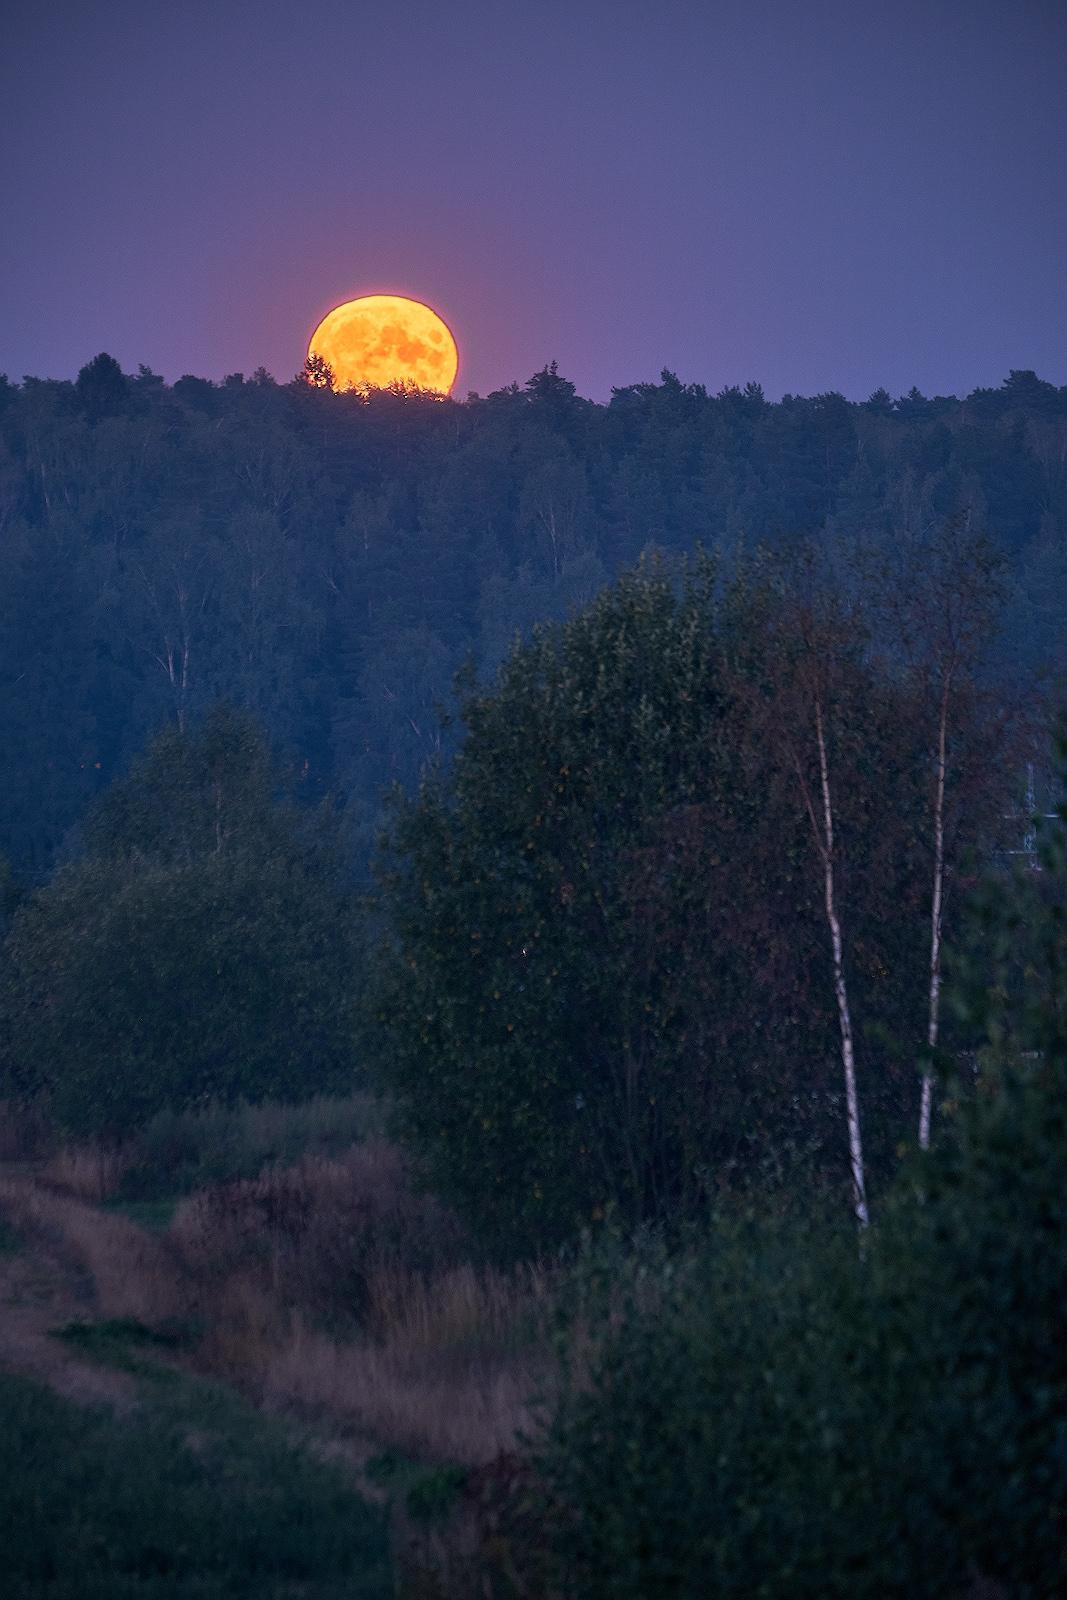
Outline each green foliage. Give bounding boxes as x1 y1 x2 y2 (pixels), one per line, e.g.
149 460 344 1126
0 1370 389 1598
366 1452 470 1524
402 1464 470 1524
535 1215 911 1598
527 747 1067 1598
0 852 21 940
0 709 361 1135
84 703 280 863
52 1317 196 1373
533 1065 1067 1595
75 350 130 421
118 1092 383 1200
951 720 1067 1076
371 559 939 1254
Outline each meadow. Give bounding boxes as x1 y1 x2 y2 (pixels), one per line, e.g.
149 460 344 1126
0 1093 553 1596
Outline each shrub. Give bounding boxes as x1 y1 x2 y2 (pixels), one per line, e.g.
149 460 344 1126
532 1133 1066 1598
527 750 1067 1597
120 1092 384 1198
0 709 362 1136
0 1370 390 1598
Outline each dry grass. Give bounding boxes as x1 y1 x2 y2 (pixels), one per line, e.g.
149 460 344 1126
0 1136 555 1598
170 1141 465 1321
261 1262 551 1465
365 1258 545 1354
2 1091 383 1202
126 1092 384 1194
0 1173 187 1325
0 1134 554 1471
165 1142 552 1464
39 1142 133 1204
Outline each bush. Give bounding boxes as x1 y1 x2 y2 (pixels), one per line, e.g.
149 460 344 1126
533 1212 915 1599
527 757 1067 1597
533 1111 1066 1598
0 709 362 1136
0 1370 390 1598
121 1092 384 1198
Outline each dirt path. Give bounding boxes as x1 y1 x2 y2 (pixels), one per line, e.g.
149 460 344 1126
0 1234 139 1410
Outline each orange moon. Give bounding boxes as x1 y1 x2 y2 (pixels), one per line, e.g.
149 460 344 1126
307 294 458 394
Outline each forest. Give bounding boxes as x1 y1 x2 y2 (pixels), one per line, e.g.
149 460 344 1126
1 355 1065 879
0 356 1065 1597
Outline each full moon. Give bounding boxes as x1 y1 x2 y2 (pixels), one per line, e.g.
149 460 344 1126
307 294 459 394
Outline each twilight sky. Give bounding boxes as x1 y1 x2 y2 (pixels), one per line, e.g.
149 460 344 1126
3 0 1066 402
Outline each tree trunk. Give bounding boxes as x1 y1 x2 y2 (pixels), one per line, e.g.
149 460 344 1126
813 696 870 1227
919 674 951 1149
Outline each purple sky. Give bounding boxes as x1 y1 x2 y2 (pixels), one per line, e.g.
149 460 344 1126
3 0 1066 402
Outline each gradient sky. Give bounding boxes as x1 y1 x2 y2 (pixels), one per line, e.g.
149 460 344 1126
3 0 1066 401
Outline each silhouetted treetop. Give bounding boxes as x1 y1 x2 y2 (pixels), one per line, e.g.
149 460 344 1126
75 351 129 421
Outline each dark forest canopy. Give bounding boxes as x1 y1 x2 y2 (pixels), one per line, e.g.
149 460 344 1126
0 357 1065 877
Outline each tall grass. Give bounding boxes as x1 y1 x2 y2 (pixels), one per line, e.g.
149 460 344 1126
6 1091 384 1203
0 1135 551 1472
125 1093 385 1197
0 1173 187 1325
168 1143 549 1465
262 1262 551 1464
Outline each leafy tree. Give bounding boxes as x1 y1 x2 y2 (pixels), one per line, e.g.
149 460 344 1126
523 360 580 427
370 559 937 1253
0 518 103 872
865 516 1013 1146
735 560 876 1224
0 708 359 1135
0 855 21 940
530 771 1067 1593
951 717 1067 1075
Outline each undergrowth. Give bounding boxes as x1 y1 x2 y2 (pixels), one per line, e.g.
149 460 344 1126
0 1367 391 1599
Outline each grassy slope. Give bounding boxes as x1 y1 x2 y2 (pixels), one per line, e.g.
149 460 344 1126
0 1359 391 1599
0 1098 542 1597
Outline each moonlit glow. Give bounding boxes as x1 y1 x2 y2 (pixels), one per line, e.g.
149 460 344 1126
307 294 459 394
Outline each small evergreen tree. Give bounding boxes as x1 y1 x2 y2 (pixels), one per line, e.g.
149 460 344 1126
74 351 130 421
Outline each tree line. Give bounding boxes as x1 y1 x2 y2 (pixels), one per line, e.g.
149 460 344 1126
1 354 1064 880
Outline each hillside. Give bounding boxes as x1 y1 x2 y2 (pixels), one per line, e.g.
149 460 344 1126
1 360 1065 876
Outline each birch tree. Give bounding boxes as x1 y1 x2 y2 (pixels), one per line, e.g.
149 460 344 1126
869 516 1007 1149
720 548 880 1226
772 586 871 1226
519 454 590 580
124 525 215 732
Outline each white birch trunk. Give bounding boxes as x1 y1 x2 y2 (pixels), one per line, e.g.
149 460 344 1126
813 697 870 1227
918 675 950 1149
